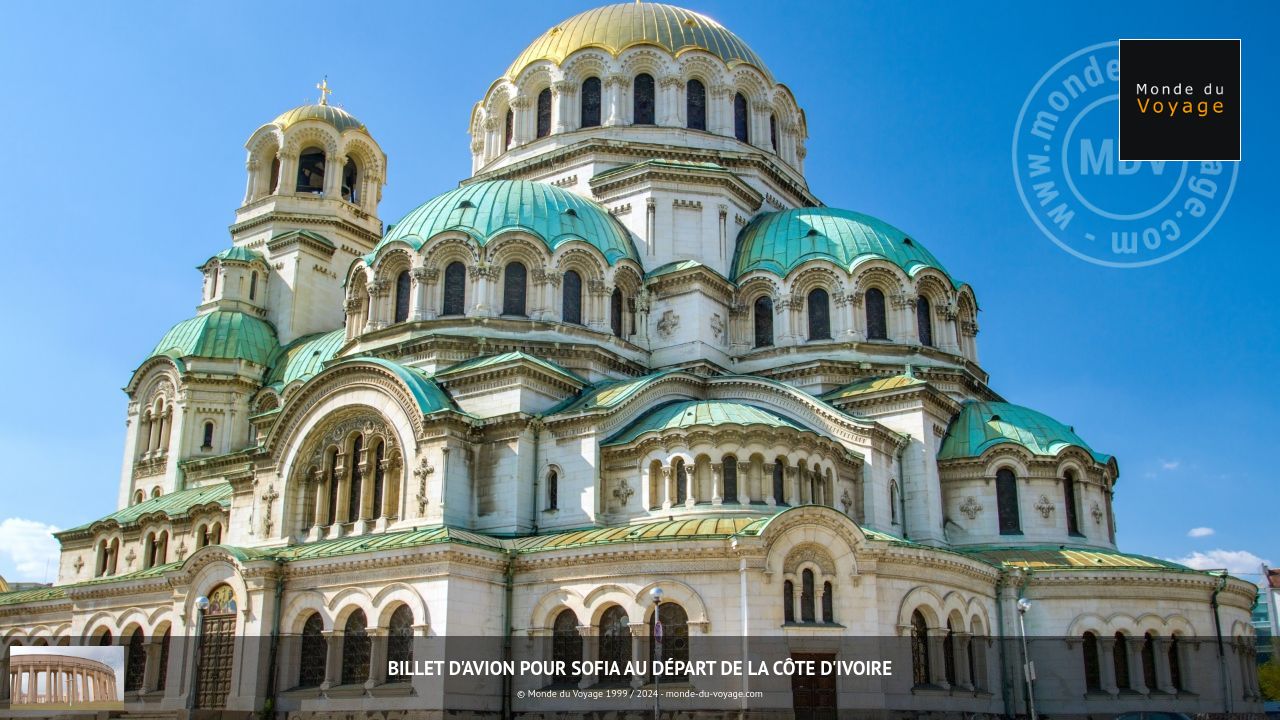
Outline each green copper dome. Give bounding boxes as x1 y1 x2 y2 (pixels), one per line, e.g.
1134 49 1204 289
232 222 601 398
151 310 278 366
604 399 809 445
938 401 1111 464
266 329 346 390
373 180 640 265
732 207 957 284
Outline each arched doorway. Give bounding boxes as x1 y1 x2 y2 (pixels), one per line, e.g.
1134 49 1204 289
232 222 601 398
195 584 237 708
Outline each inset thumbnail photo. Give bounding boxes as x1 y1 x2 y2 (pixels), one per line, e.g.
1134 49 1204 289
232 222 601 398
7 646 123 711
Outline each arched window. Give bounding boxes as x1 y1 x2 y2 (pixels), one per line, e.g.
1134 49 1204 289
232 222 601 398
209 522 222 545
298 613 326 688
1082 632 1101 690
753 295 773 348
773 462 786 505
348 436 364 522
599 606 631 678
442 261 466 316
911 610 930 686
769 113 778 150
210 268 219 298
865 288 888 340
580 77 601 128
562 270 582 325
268 157 280 196
536 88 552 139
157 629 170 691
125 628 146 692
295 147 326 194
342 158 359 204
722 456 738 503
504 109 513 149
633 74 655 125
249 271 258 301
686 79 707 130
733 93 749 142
890 481 899 524
674 459 687 504
387 605 414 682
371 441 385 520
202 421 214 450
341 610 371 685
996 468 1021 534
152 486 161 499
650 602 689 680
547 469 558 511
783 580 795 623
944 620 957 687
1169 636 1184 691
917 296 933 346
394 270 411 323
807 288 831 340
821 582 834 623
108 538 120 574
1141 632 1158 691
1064 470 1081 535
133 490 144 506
503 262 527 316
1113 632 1131 689
610 287 623 337
552 609 581 683
326 448 340 526
98 629 113 646
800 569 816 623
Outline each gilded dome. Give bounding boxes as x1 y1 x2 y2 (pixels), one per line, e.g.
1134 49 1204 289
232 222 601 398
271 103 366 133
507 2 769 79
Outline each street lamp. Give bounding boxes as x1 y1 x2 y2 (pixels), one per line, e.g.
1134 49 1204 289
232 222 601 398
1016 598 1037 720
189 596 210 710
650 587 664 720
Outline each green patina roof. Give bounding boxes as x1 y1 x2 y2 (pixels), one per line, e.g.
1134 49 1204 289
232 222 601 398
604 399 808 446
328 357 457 416
267 329 347 389
823 374 926 402
732 207 957 285
513 516 768 552
273 525 505 561
956 545 1192 572
0 585 66 607
938 401 1111 464
200 246 264 268
151 311 278 366
646 259 726 280
438 352 586 385
372 180 640 265
546 370 681 416
62 483 233 534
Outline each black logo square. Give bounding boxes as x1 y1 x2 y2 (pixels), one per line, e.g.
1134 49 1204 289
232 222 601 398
1119 39 1240 161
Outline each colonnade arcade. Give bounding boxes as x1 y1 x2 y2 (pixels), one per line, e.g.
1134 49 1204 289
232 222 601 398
9 653 117 705
294 412 404 539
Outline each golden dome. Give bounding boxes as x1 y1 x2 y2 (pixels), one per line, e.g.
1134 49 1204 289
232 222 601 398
507 2 769 79
271 103 366 133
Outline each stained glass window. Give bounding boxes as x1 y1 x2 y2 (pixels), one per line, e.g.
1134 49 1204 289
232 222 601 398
917 296 933 346
387 605 414 682
547 470 558 511
783 580 795 623
866 288 888 340
807 288 831 340
503 262 527 316
822 582 834 623
996 468 1020 534
800 569 816 623
580 78 601 128
157 629 170 691
911 610 930 686
633 74 655 124
610 288 623 337
722 456 738 503
536 88 552 138
1169 636 1183 691
1113 633 1130 689
298 613 327 688
650 603 689 680
342 610 371 685
1082 632 1101 691
754 295 773 348
504 109 513 149
326 448 339 526
1064 471 1080 535
944 621 956 686
372 441 385 520
348 435 364 523
394 270 411 323
687 79 706 130
773 462 786 505
552 609 581 683
734 93 749 142
443 262 466 316
675 459 687 504
599 606 630 678
769 113 778 150
125 629 146 691
562 270 582 325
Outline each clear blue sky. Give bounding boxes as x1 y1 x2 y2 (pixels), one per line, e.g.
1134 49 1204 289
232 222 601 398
0 1 1274 583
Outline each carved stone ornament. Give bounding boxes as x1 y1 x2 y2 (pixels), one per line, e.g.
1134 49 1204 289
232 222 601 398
1091 502 1104 525
657 310 680 337
176 542 188 560
260 484 280 537
612 479 634 507
124 549 137 569
1035 495 1055 519
783 543 837 576
960 496 983 520
73 556 84 574
839 489 853 515
415 456 436 516
710 313 724 340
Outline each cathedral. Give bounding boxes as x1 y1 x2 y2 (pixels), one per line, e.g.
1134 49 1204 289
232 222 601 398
0 3 1263 718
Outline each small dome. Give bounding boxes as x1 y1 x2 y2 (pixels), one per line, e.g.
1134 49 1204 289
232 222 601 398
507 2 769 79
733 207 956 284
266 329 346 390
604 399 811 446
938 401 1112 464
374 180 640 265
271 103 366 133
151 310 278 366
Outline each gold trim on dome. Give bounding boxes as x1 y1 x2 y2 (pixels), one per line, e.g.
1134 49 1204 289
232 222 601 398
506 2 769 79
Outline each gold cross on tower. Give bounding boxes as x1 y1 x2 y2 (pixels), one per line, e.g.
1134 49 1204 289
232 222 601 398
316 77 332 106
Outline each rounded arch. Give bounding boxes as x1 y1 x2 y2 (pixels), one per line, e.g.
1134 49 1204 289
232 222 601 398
328 586 377 629
281 589 331 633
584 584 641 624
633 579 709 624
897 586 946 629
529 587 588 630
373 582 430 629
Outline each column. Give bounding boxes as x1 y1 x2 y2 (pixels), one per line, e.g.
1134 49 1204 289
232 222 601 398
510 95 532 145
368 628 389 686
323 153 346 198
577 626 598 689
335 454 351 527
1127 639 1148 694
1098 636 1118 694
551 81 573 133
411 267 435 321
629 623 647 688
764 464 777 507
1152 637 1174 693
788 575 800 622
683 464 696 508
323 631 343 687
660 466 673 510
604 75 626 127
710 84 733 135
954 633 974 690
659 75 681 126
276 151 298 196
927 629 950 689
786 466 800 506
711 463 723 505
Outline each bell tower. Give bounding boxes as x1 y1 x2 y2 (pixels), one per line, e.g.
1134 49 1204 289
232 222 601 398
230 81 389 343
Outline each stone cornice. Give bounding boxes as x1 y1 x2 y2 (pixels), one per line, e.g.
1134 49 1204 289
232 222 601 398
588 161 764 211
646 264 735 304
229 208 380 249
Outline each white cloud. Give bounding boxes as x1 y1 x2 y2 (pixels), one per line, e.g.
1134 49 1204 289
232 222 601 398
0 518 60 583
1161 459 1181 471
1187 527 1215 538
1172 549 1271 576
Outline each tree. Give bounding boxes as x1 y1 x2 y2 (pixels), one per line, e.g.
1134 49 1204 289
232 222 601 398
1259 659 1280 701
